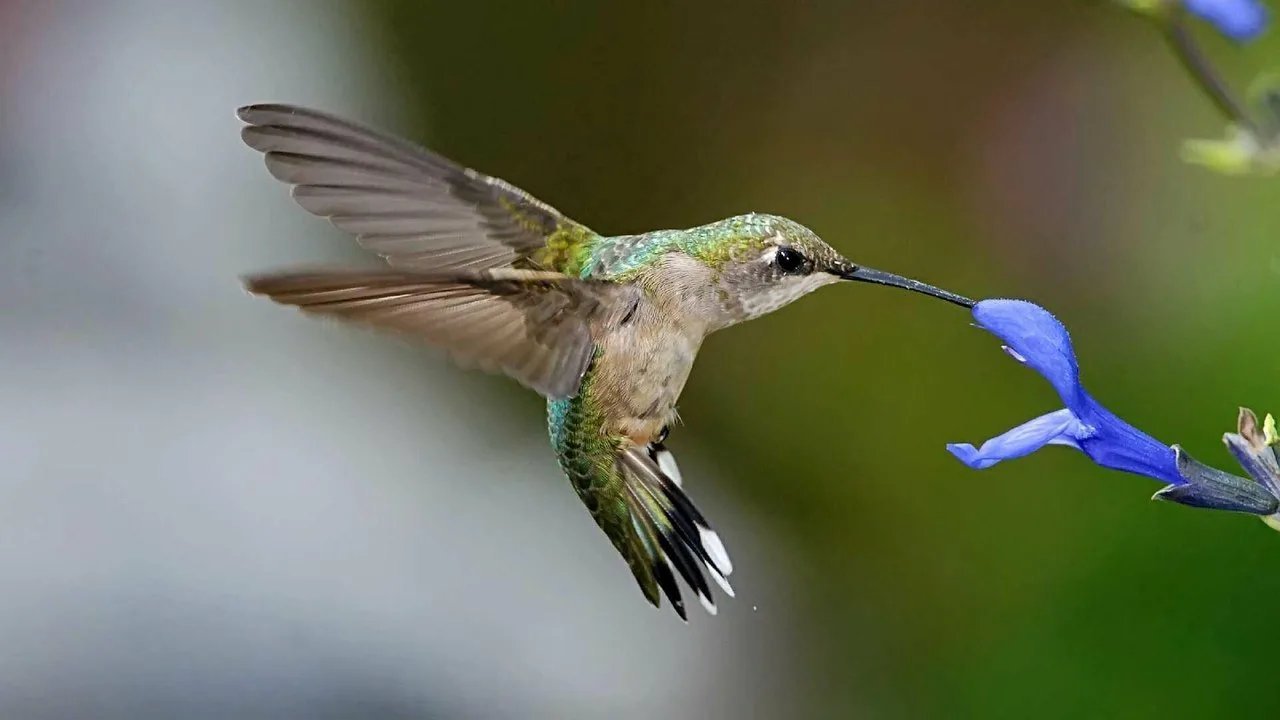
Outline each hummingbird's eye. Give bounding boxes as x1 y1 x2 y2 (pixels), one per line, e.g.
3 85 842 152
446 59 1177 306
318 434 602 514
774 247 807 274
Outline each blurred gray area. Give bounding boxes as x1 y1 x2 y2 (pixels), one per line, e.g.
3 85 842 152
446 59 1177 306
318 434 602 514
0 3 798 718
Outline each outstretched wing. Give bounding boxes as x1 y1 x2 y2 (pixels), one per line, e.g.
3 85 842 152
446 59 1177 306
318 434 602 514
243 268 640 399
238 103 593 272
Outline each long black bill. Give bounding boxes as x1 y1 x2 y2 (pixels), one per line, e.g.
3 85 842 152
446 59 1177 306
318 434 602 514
835 264 975 308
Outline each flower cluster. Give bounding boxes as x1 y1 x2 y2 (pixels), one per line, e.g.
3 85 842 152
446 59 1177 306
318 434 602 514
1118 0 1280 175
948 299 1279 522
944 3 1279 547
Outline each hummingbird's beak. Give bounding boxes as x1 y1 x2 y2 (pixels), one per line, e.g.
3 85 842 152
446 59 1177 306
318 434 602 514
833 262 975 308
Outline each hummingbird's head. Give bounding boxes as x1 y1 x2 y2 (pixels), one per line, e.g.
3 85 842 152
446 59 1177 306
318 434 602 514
710 214 973 325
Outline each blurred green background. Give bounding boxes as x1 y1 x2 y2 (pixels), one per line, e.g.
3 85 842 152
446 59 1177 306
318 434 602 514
5 1 1280 718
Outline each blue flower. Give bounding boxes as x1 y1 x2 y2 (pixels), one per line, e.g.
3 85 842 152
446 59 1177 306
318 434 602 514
1185 0 1269 41
947 299 1182 484
947 299 1279 515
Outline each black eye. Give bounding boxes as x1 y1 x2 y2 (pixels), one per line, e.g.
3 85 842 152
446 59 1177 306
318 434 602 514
775 247 806 273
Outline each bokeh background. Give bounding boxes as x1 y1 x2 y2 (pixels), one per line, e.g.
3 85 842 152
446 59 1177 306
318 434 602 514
4 1 1280 718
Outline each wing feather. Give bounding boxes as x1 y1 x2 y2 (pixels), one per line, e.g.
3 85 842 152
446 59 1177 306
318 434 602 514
243 268 638 398
238 103 591 272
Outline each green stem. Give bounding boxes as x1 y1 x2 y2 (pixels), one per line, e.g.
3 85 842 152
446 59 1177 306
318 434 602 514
1162 9 1262 137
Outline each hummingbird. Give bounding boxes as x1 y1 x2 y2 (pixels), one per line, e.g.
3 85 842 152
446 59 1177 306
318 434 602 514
238 103 974 620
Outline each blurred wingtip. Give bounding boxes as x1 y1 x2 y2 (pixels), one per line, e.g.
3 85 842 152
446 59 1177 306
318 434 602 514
237 102 303 124
240 270 303 298
240 272 270 294
235 104 260 122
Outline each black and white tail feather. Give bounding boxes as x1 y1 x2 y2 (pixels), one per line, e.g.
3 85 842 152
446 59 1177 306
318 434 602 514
619 442 734 621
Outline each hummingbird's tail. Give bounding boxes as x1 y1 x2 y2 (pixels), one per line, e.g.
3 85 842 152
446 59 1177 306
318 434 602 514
614 445 734 620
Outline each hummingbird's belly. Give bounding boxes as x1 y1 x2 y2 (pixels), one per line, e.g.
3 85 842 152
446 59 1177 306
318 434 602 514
591 327 701 445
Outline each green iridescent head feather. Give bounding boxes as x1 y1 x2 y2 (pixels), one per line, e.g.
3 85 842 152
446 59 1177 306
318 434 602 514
585 213 832 281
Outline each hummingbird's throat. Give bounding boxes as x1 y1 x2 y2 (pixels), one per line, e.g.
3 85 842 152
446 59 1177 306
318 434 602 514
738 273 841 321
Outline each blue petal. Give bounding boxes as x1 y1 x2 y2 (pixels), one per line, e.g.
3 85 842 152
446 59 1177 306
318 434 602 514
957 299 1181 486
947 408 1085 470
1075 393 1182 485
1185 0 1269 40
972 300 1086 413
